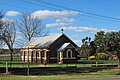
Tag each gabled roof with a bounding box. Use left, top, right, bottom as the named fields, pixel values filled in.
left=24, top=33, right=79, bottom=49
left=57, top=42, right=77, bottom=51
left=25, top=34, right=62, bottom=48
left=57, top=43, right=70, bottom=51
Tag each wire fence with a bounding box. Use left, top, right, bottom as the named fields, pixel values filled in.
left=0, top=54, right=118, bottom=75
left=0, top=54, right=118, bottom=68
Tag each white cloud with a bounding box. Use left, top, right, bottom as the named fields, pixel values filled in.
left=100, top=29, right=117, bottom=32
left=49, top=33, right=60, bottom=36
left=60, top=26, right=116, bottom=33
left=46, top=17, right=76, bottom=28
left=46, top=22, right=67, bottom=28
left=75, top=27, right=98, bottom=33
left=62, top=26, right=78, bottom=31
left=5, top=11, right=21, bottom=16
left=31, top=10, right=78, bottom=19
left=71, top=34, right=79, bottom=38
left=73, top=40, right=81, bottom=43
left=55, top=17, right=76, bottom=23
left=1, top=18, right=14, bottom=23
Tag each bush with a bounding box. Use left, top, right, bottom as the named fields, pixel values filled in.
left=96, top=52, right=109, bottom=60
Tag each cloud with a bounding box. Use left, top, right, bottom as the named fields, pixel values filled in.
left=5, top=11, right=21, bottom=16
left=75, top=27, right=98, bottom=33
left=60, top=26, right=116, bottom=33
left=55, top=17, right=76, bottom=23
left=49, top=33, right=60, bottom=36
left=1, top=18, right=14, bottom=23
left=71, top=34, right=79, bottom=38
left=62, top=26, right=78, bottom=31
left=31, top=10, right=78, bottom=19
left=100, top=29, right=117, bottom=32
left=46, top=22, right=68, bottom=28
left=46, top=17, right=76, bottom=28
left=73, top=40, right=81, bottom=43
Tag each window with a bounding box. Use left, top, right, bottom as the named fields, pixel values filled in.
left=33, top=51, right=36, bottom=57
left=67, top=49, right=72, bottom=58
left=38, top=51, right=41, bottom=57
left=36, top=51, right=38, bottom=57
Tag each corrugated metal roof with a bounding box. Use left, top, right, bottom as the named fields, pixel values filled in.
left=57, top=43, right=70, bottom=51
left=25, top=34, right=62, bottom=48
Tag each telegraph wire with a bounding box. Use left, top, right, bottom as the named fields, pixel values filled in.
left=18, top=0, right=62, bottom=11
left=17, top=0, right=120, bottom=26
left=33, top=0, right=120, bottom=21
left=19, top=0, right=120, bottom=23
left=0, top=2, right=33, bottom=11
left=1, top=0, right=120, bottom=27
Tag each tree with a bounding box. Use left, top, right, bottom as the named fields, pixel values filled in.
left=0, top=12, right=16, bottom=64
left=18, top=12, right=48, bottom=75
left=104, top=31, right=120, bottom=67
left=80, top=37, right=94, bottom=59
left=18, top=12, right=47, bottom=42
left=0, top=12, right=4, bottom=47
left=94, top=31, right=105, bottom=53
left=89, top=41, right=97, bottom=56
left=0, top=20, right=16, bottom=62
left=94, top=31, right=120, bottom=67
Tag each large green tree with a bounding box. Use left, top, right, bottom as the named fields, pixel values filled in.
left=104, top=31, right=120, bottom=67
left=94, top=31, right=120, bottom=67
left=94, top=31, right=105, bottom=53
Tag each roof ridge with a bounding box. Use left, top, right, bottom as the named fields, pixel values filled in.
left=25, top=34, right=63, bottom=48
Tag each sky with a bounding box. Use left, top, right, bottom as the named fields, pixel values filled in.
left=0, top=0, right=120, bottom=46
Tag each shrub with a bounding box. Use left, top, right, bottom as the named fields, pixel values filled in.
left=96, top=52, right=109, bottom=60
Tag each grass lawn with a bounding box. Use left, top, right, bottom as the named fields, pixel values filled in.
left=0, top=54, right=120, bottom=80
left=0, top=54, right=118, bottom=68
left=0, top=68, right=120, bottom=80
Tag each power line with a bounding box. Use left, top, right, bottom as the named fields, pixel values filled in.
left=33, top=0, right=120, bottom=21
left=18, top=0, right=120, bottom=23
left=18, top=0, right=61, bottom=10
left=0, top=1, right=34, bottom=11
left=1, top=0, right=120, bottom=27
left=17, top=0, right=120, bottom=25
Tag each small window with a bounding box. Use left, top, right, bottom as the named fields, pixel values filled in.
left=33, top=51, right=36, bottom=57
left=38, top=51, right=41, bottom=57
left=36, top=51, right=38, bottom=57
left=67, top=49, right=72, bottom=58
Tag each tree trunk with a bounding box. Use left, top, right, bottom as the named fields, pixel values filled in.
left=10, top=50, right=13, bottom=68
left=10, top=51, right=13, bottom=61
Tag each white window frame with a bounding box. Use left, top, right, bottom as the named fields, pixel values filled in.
left=66, top=49, right=72, bottom=58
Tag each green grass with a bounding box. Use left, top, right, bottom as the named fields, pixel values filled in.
left=0, top=54, right=120, bottom=80
left=0, top=69, right=120, bottom=80
left=0, top=54, right=118, bottom=68
left=0, top=54, right=92, bottom=67
left=78, top=59, right=117, bottom=64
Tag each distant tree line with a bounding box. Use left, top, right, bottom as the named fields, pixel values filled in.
left=80, top=30, right=120, bottom=67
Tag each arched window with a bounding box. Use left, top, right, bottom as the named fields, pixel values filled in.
left=67, top=49, right=72, bottom=58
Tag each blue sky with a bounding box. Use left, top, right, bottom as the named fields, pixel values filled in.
left=0, top=0, right=120, bottom=46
